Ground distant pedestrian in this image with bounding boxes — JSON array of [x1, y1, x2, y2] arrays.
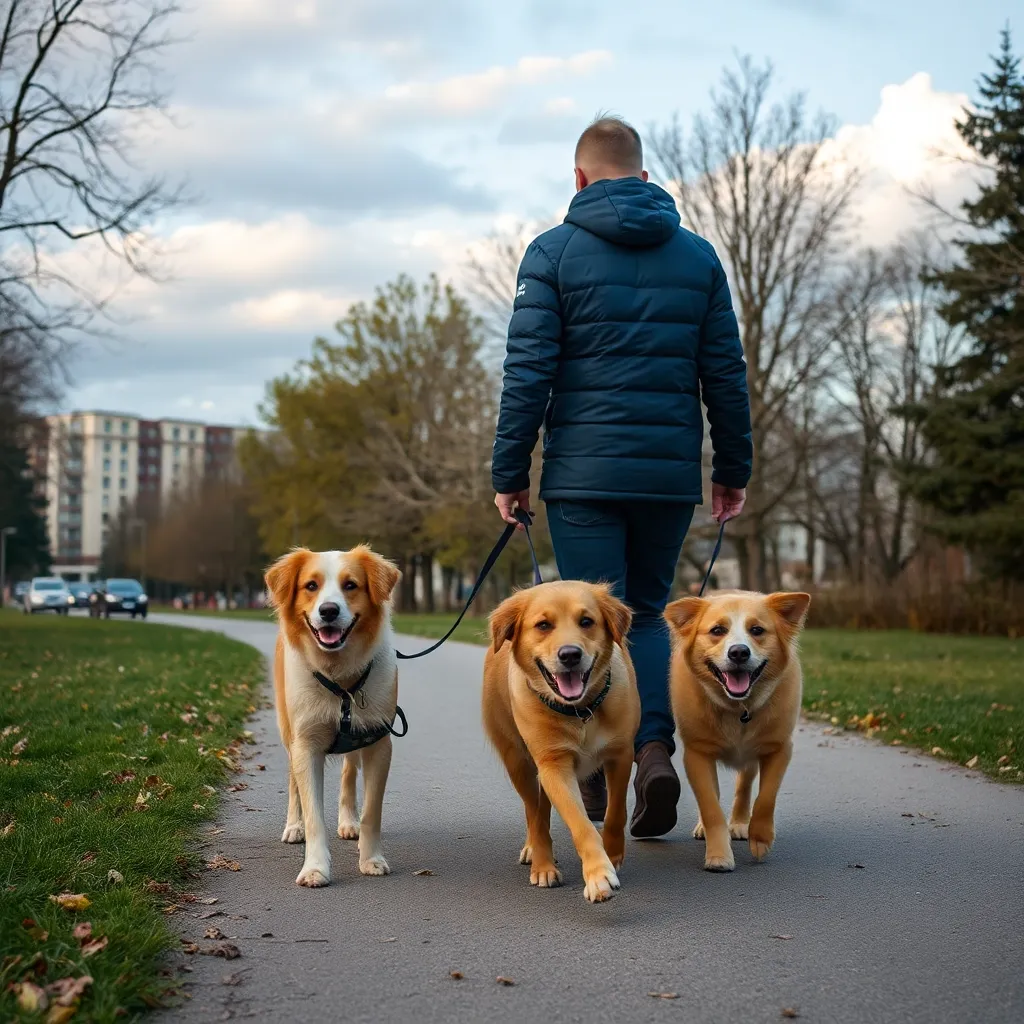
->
[[492, 115, 752, 836]]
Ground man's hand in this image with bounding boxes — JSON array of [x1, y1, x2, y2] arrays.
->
[[495, 490, 531, 528], [711, 483, 745, 524]]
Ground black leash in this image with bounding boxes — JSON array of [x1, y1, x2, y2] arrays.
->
[[698, 519, 728, 598], [396, 508, 542, 661]]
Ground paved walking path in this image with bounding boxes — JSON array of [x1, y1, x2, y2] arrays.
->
[[150, 613, 1023, 1024]]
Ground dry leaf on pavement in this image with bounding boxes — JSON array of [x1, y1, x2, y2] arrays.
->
[[781, 1009, 800, 1019], [648, 992, 679, 999], [412, 869, 434, 876], [204, 927, 226, 940], [771, 934, 794, 940], [200, 943, 241, 960], [449, 970, 464, 980], [207, 855, 242, 871]]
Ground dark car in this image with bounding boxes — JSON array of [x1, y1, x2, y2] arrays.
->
[[69, 583, 94, 609], [91, 578, 149, 619]]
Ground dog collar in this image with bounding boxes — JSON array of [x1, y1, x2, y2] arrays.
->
[[312, 660, 408, 755], [534, 671, 612, 723]]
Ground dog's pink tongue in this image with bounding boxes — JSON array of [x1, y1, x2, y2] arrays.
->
[[555, 670, 585, 699], [724, 670, 751, 696], [318, 625, 342, 644]]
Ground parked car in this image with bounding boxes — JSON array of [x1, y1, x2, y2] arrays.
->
[[91, 578, 149, 619], [69, 583, 94, 609], [24, 577, 74, 615]]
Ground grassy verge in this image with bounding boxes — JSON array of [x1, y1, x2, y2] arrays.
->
[[390, 615, 1022, 784], [0, 616, 265, 1022], [150, 606, 273, 622]]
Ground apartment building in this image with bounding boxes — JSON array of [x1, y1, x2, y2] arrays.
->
[[37, 411, 244, 580]]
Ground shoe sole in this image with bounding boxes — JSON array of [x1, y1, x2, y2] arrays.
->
[[629, 771, 681, 839]]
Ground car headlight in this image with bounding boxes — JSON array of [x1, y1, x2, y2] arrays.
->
[[105, 593, 117, 602], [67, 595, 75, 604], [138, 594, 148, 603], [30, 594, 43, 604]]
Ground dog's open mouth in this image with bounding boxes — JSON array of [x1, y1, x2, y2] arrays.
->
[[305, 613, 359, 651], [707, 659, 767, 700], [536, 659, 592, 701]]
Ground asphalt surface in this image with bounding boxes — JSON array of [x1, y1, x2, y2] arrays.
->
[[148, 613, 1024, 1024]]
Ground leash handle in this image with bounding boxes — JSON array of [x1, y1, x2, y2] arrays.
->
[[698, 519, 728, 598], [396, 508, 540, 660]]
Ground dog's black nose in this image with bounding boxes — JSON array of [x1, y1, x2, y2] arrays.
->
[[557, 645, 583, 668], [727, 644, 750, 664], [319, 602, 340, 622]]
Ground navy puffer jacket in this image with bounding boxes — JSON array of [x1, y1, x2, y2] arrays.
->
[[491, 177, 752, 503]]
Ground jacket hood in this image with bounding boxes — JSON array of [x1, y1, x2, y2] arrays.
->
[[564, 178, 680, 248]]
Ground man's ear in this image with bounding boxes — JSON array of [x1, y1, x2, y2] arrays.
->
[[766, 592, 811, 630], [489, 591, 528, 654], [593, 586, 632, 645], [353, 546, 401, 606], [264, 550, 309, 610], [664, 597, 707, 635]]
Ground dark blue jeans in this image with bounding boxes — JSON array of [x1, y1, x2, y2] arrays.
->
[[545, 499, 695, 755]]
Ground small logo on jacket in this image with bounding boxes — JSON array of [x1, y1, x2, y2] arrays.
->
[[516, 282, 526, 298]]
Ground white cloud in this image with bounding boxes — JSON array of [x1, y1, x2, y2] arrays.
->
[[230, 289, 353, 330]]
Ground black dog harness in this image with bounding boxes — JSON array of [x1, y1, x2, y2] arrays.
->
[[312, 661, 408, 756], [534, 672, 613, 723]]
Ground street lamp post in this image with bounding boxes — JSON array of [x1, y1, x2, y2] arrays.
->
[[1, 527, 17, 608]]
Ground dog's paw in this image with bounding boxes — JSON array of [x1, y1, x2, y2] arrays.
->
[[729, 821, 750, 840], [530, 862, 562, 888], [519, 843, 532, 865], [583, 863, 620, 903], [296, 865, 330, 887], [337, 821, 360, 840], [692, 820, 706, 840], [748, 830, 774, 861], [703, 850, 736, 872], [281, 822, 305, 844], [359, 853, 391, 876]]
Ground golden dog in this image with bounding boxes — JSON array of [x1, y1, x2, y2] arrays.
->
[[265, 546, 401, 888], [483, 581, 640, 903], [664, 590, 811, 871]]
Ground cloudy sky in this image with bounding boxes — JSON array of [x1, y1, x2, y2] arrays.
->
[[63, 0, 1009, 426]]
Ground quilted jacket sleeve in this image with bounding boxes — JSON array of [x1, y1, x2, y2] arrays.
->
[[698, 253, 753, 490], [491, 241, 563, 494]]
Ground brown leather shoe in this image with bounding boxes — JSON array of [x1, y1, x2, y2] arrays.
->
[[580, 770, 607, 822], [629, 741, 680, 838]]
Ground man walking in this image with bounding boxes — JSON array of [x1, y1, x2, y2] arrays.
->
[[491, 116, 752, 838]]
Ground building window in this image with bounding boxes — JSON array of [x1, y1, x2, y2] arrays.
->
[[119, 477, 126, 490], [103, 458, 111, 472], [103, 441, 111, 453], [119, 459, 127, 472], [102, 476, 110, 489], [102, 494, 109, 509], [188, 428, 195, 441], [173, 444, 180, 457], [119, 495, 128, 508], [103, 419, 112, 433], [149, 463, 158, 476], [172, 463, 179, 475], [172, 426, 180, 440], [120, 421, 129, 435], [102, 512, 109, 524], [120, 441, 128, 454]]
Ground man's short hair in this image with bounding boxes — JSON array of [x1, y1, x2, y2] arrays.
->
[[574, 115, 643, 174]]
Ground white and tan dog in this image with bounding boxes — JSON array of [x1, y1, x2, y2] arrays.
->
[[265, 546, 401, 888]]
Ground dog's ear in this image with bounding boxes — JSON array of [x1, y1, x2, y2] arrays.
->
[[766, 592, 811, 630], [593, 586, 632, 645], [353, 546, 402, 606], [664, 597, 707, 634], [489, 591, 528, 653], [264, 549, 310, 610]]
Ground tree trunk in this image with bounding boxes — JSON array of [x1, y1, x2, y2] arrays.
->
[[422, 552, 435, 613], [441, 566, 455, 612]]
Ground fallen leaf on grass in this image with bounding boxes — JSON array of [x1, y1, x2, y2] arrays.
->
[[781, 1009, 800, 1019], [648, 992, 679, 999], [931, 746, 944, 756], [449, 970, 464, 980], [999, 765, 1019, 773], [14, 981, 48, 1012], [107, 870, 124, 885], [412, 869, 434, 876], [81, 937, 108, 958], [47, 975, 93, 1006], [110, 770, 136, 785], [2, 821, 15, 837], [496, 976, 515, 986], [144, 881, 173, 895], [134, 790, 152, 811], [46, 1006, 78, 1024], [998, 754, 1011, 766], [72, 923, 92, 941], [965, 755, 979, 769], [200, 943, 241, 960], [771, 934, 794, 941], [49, 893, 90, 912], [207, 855, 241, 871], [12, 738, 28, 755]]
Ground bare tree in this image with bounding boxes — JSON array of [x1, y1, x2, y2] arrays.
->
[[650, 56, 860, 589], [0, 0, 182, 417]]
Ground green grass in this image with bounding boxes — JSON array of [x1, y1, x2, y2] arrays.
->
[[392, 615, 1022, 783], [0, 616, 265, 1022]]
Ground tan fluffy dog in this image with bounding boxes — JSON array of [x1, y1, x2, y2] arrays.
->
[[483, 581, 640, 903], [265, 546, 401, 888], [663, 590, 811, 872]]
